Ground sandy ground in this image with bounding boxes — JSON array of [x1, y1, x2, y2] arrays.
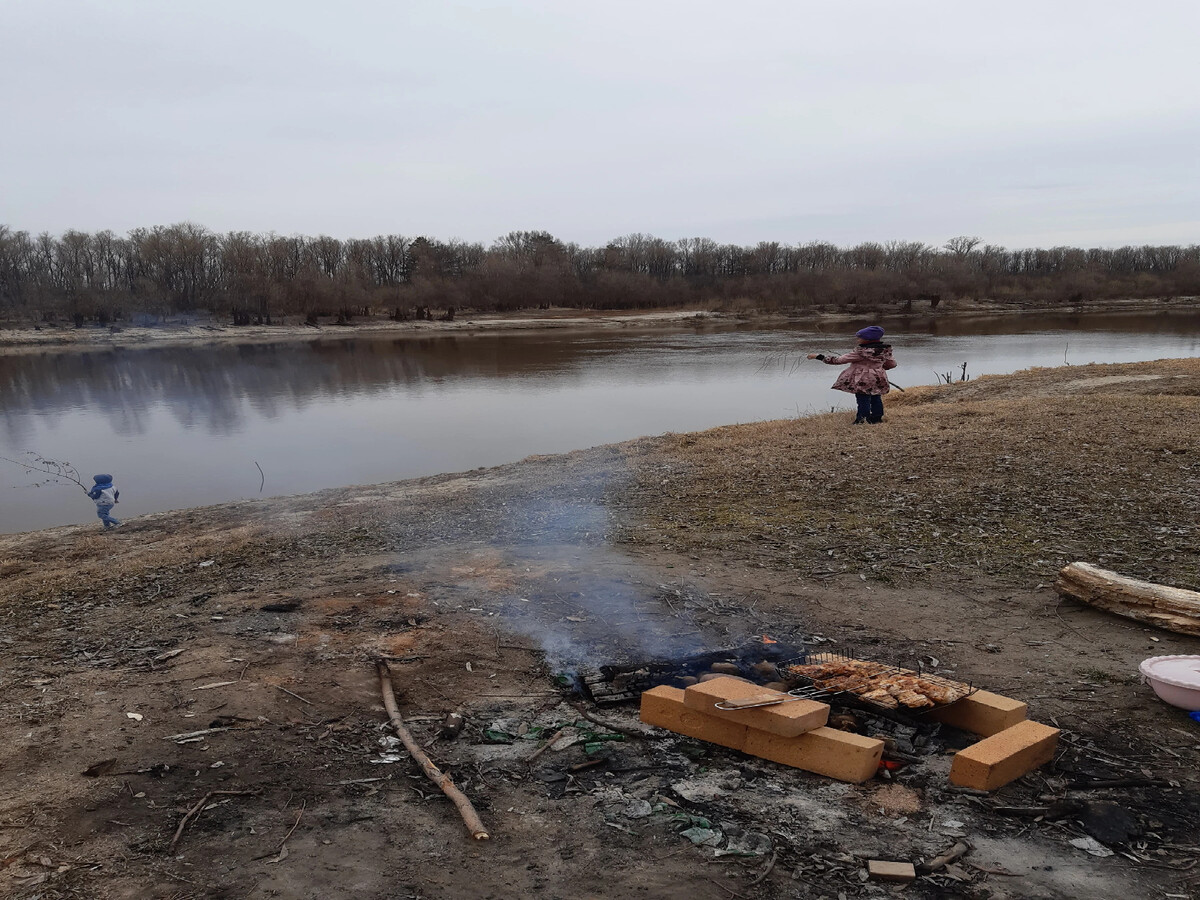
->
[[2, 359, 1199, 899]]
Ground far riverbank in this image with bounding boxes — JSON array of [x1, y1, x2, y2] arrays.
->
[[0, 296, 1195, 355]]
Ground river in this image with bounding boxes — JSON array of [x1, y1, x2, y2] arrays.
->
[[1, 311, 1197, 534]]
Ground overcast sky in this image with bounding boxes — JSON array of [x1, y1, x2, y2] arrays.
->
[[3, 1, 1197, 249]]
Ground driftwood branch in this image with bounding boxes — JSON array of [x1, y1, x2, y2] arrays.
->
[[1055, 562, 1200, 635], [375, 660, 489, 841]]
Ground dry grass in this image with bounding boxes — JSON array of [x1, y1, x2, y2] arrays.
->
[[628, 359, 1200, 586]]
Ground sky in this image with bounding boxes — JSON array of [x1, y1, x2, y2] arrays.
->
[[2, 0, 1198, 250]]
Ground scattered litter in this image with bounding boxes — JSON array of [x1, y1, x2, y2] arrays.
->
[[371, 753, 405, 764], [372, 734, 405, 763], [622, 800, 653, 819], [1070, 836, 1114, 857], [680, 827, 722, 846], [716, 826, 772, 857], [125, 712, 143, 721], [197, 560, 215, 568], [193, 681, 238, 691]]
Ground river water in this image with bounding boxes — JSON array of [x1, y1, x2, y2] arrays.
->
[[1, 311, 1197, 534]]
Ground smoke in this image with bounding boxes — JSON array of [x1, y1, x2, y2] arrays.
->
[[485, 496, 768, 672]]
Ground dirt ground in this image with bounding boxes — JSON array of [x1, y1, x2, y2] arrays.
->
[[2, 359, 1199, 899]]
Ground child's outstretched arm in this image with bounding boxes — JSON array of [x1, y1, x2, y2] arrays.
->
[[807, 352, 855, 365]]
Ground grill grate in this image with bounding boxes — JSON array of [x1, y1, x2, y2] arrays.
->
[[777, 648, 976, 717]]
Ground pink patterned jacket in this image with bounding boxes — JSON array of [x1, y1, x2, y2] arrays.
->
[[821, 343, 897, 395]]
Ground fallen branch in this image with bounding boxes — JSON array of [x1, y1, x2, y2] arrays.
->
[[968, 863, 1023, 876], [527, 728, 566, 765], [917, 840, 971, 874], [169, 790, 255, 852], [568, 758, 607, 774], [375, 660, 489, 841], [569, 701, 648, 738], [161, 727, 232, 742]]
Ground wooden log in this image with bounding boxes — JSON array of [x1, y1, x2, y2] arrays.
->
[[375, 661, 490, 840], [1054, 562, 1200, 636]]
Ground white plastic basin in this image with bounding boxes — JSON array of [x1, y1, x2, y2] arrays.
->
[[1139, 655, 1200, 711]]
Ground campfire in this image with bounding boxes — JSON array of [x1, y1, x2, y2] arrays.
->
[[567, 637, 1056, 790], [572, 637, 972, 731]]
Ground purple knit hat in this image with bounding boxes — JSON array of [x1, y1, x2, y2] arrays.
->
[[855, 325, 885, 341]]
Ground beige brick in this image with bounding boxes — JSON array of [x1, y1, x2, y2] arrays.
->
[[639, 686, 747, 750], [742, 726, 883, 784], [867, 860, 916, 883], [683, 676, 829, 737], [697, 672, 750, 683], [949, 720, 1060, 791], [927, 689, 1027, 736]]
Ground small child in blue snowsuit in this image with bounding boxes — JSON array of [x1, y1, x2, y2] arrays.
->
[[86, 474, 122, 529]]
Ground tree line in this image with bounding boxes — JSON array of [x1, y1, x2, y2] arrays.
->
[[1, 224, 1197, 326]]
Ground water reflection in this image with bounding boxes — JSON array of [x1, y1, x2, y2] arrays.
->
[[0, 335, 627, 442], [1, 312, 1197, 534]]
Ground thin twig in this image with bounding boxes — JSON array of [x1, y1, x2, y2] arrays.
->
[[274, 685, 313, 705], [569, 701, 646, 738], [254, 461, 265, 493], [527, 729, 565, 764], [278, 801, 305, 851], [0, 454, 87, 489], [749, 850, 777, 885], [169, 790, 255, 852]]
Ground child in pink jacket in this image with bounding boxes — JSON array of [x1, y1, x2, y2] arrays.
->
[[807, 325, 897, 424]]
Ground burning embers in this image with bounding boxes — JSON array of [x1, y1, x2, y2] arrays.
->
[[572, 638, 801, 706]]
